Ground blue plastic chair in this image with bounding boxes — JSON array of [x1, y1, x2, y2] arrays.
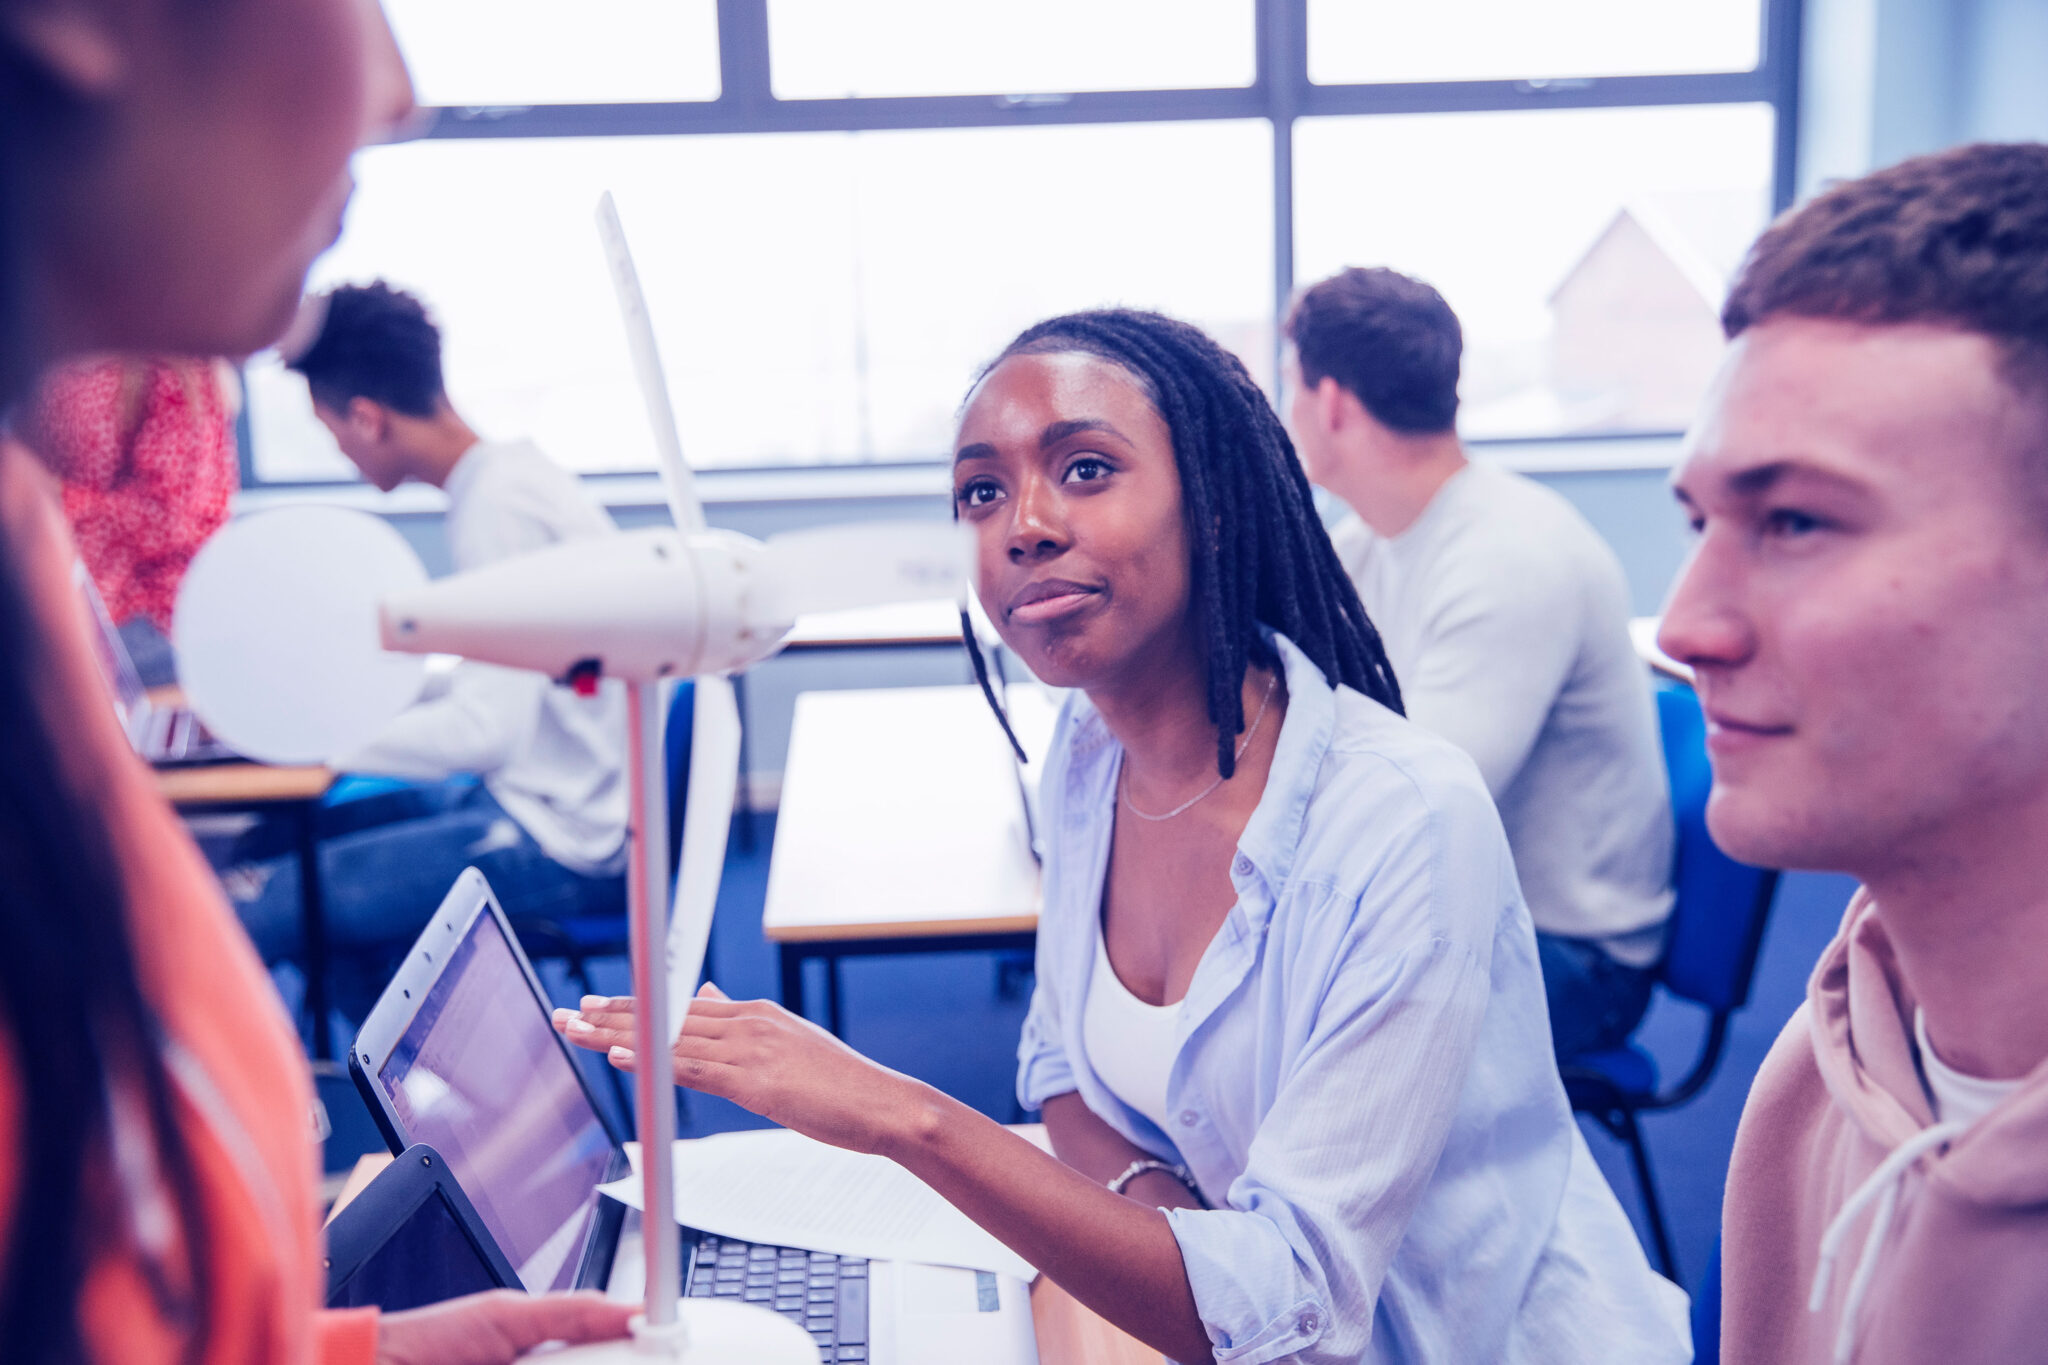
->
[[1561, 684, 1780, 1280], [1692, 1234, 1723, 1365]]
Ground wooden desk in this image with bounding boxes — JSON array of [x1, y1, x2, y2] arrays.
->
[[162, 760, 339, 1056], [782, 599, 964, 651], [1031, 1277, 1165, 1365], [763, 684, 1057, 1035], [156, 761, 333, 806]]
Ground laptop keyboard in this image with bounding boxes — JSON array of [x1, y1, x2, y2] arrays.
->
[[686, 1234, 869, 1363]]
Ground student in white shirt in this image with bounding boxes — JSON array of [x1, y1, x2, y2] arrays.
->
[[556, 309, 1686, 1364], [226, 283, 626, 987], [1284, 267, 1676, 1059]]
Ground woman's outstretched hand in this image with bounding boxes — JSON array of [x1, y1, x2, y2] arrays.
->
[[552, 984, 931, 1157], [376, 1289, 634, 1365]]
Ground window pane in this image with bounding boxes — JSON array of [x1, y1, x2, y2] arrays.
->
[[1307, 0, 1762, 84], [385, 0, 719, 107], [769, 0, 1255, 98], [249, 123, 1271, 481], [1293, 104, 1774, 438]]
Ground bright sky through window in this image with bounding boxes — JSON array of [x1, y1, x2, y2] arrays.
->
[[384, 0, 720, 107], [769, 0, 1256, 98], [249, 123, 1271, 481], [1308, 0, 1762, 85], [1295, 104, 1773, 436], [245, 3, 1783, 481]]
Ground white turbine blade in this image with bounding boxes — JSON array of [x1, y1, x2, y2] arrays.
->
[[762, 520, 970, 618], [666, 673, 740, 1036], [595, 191, 704, 533]]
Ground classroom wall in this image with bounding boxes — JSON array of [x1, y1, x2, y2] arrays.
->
[[1799, 0, 2048, 202]]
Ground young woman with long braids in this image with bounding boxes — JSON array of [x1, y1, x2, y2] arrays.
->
[[559, 311, 1688, 1362], [0, 1, 633, 1361]]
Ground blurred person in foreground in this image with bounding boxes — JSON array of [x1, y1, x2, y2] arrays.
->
[[1285, 267, 1674, 1059], [0, 0, 632, 1361], [1658, 141, 2048, 1364]]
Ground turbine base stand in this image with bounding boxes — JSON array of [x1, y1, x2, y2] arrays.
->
[[523, 1302, 816, 1363]]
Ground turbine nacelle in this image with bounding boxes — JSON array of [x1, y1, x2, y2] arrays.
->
[[377, 519, 968, 685], [380, 527, 788, 682]]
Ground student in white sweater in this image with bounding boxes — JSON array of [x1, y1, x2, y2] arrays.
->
[[1284, 267, 1674, 1057], [225, 283, 626, 995]]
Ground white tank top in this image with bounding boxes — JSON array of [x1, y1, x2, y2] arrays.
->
[[1083, 923, 1183, 1132]]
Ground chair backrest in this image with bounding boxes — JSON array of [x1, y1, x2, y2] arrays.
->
[[663, 679, 697, 875], [1655, 684, 1779, 1012], [1691, 1234, 1723, 1365]]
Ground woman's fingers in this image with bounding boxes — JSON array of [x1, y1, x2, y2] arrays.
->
[[557, 986, 754, 1060], [485, 1290, 636, 1355], [552, 1008, 632, 1055], [576, 994, 637, 1026]]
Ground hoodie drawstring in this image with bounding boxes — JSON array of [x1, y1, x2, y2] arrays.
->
[[1808, 1119, 1969, 1364]]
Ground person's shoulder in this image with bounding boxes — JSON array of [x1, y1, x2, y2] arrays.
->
[[468, 438, 575, 491], [1455, 464, 1616, 562], [460, 441, 612, 528], [1742, 1001, 1829, 1125], [1427, 463, 1628, 603], [1278, 686, 1515, 945], [1308, 687, 1506, 861], [1320, 686, 1493, 804], [1326, 511, 1374, 568]]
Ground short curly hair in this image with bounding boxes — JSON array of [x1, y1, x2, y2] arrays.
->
[[286, 280, 445, 417], [1723, 142, 2048, 409]]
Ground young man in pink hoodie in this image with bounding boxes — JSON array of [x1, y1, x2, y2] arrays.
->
[[1658, 141, 2048, 1365]]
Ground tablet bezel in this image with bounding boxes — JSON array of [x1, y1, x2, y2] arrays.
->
[[324, 1142, 521, 1306], [346, 866, 628, 1292]]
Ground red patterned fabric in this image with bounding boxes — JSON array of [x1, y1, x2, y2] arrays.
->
[[24, 358, 237, 629]]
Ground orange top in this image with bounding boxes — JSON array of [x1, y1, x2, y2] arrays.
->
[[0, 440, 376, 1364]]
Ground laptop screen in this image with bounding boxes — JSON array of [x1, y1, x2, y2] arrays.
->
[[375, 902, 616, 1292], [75, 561, 147, 742]]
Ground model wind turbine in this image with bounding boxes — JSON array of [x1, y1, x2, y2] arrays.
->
[[377, 195, 964, 1363]]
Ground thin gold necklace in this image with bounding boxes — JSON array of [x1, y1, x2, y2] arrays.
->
[[1119, 672, 1279, 822]]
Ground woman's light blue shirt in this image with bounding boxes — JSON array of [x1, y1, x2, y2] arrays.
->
[[1017, 633, 1690, 1364]]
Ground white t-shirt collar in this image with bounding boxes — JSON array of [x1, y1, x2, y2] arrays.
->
[[1915, 1007, 2022, 1127]]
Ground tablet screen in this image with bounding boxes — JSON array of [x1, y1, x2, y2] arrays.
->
[[376, 905, 616, 1292]]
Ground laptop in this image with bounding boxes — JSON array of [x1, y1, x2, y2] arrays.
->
[[350, 868, 1039, 1365], [324, 1143, 520, 1310], [76, 562, 237, 765]]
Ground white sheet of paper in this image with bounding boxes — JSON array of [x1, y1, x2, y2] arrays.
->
[[599, 1129, 1037, 1283]]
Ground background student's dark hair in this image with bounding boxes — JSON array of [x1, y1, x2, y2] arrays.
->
[[1, 51, 211, 1365], [1284, 267, 1463, 435], [1724, 142, 2048, 420], [964, 308, 1404, 780], [287, 280, 448, 418]]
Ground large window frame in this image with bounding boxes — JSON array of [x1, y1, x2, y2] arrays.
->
[[242, 0, 1801, 489]]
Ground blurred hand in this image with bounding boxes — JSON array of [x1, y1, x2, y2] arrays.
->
[[553, 984, 929, 1156], [375, 1289, 633, 1365]]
